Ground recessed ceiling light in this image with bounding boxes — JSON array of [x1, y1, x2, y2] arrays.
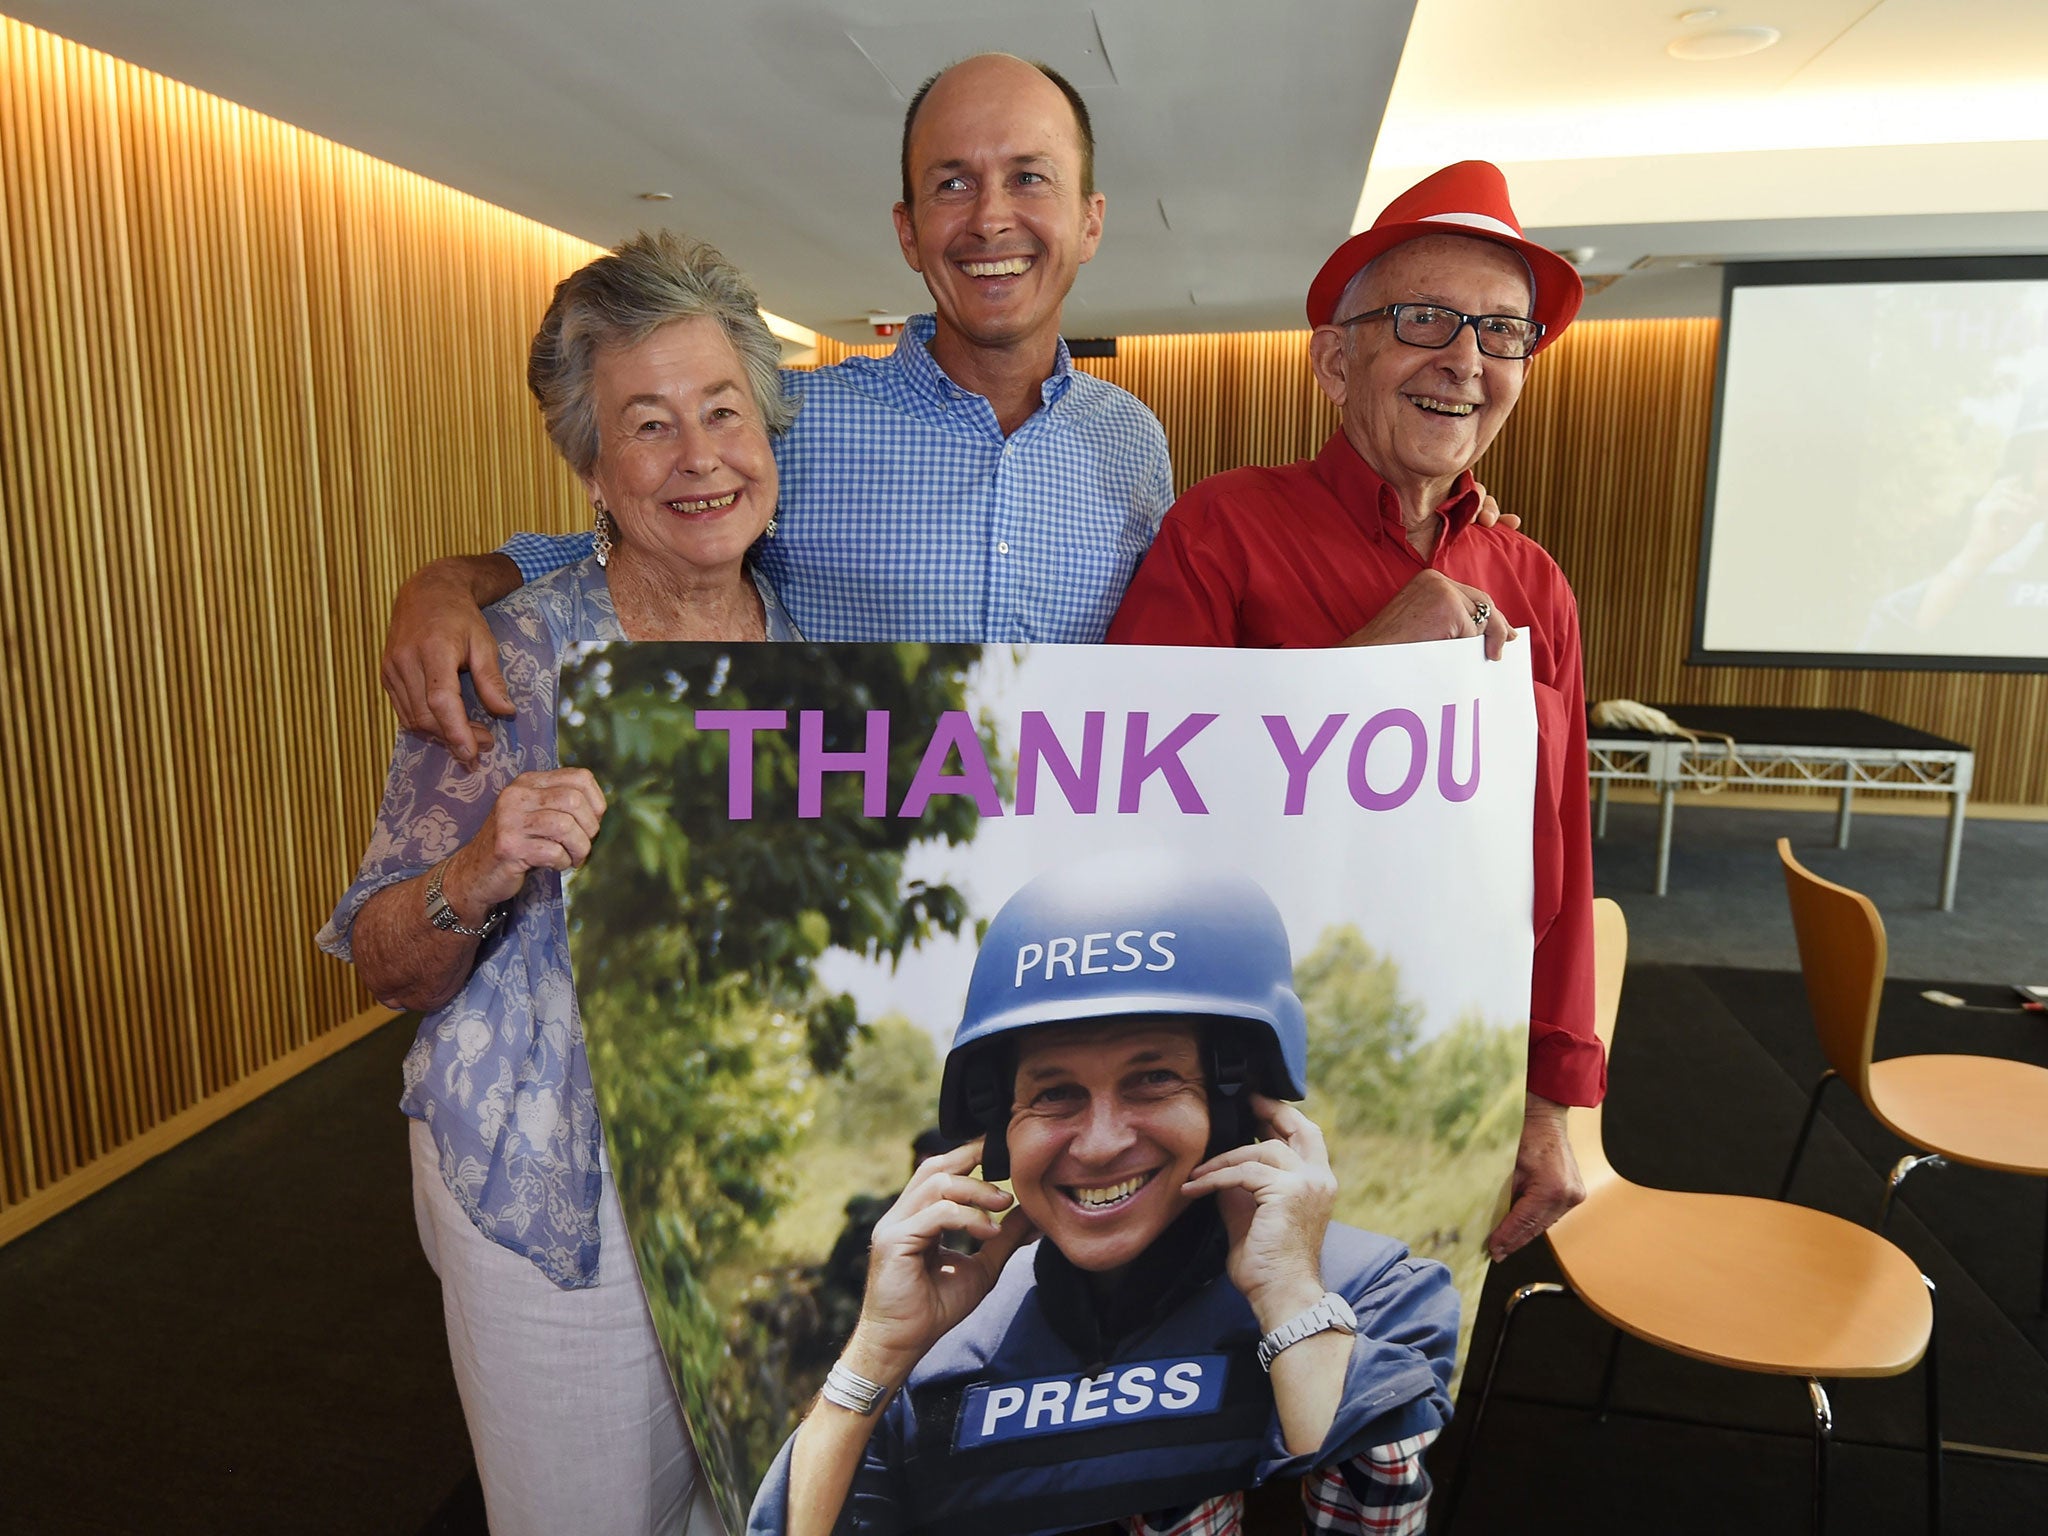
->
[[638, 191, 674, 201], [1676, 8, 1720, 21], [1668, 24, 1781, 60]]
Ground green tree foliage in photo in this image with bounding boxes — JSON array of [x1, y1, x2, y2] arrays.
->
[[1298, 925, 1423, 1132], [1296, 923, 1521, 1148], [557, 641, 990, 1519], [1296, 922, 1524, 1375]]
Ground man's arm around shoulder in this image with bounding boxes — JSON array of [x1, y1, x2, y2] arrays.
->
[[381, 552, 524, 765]]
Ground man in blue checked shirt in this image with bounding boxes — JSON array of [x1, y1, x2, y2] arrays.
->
[[381, 53, 1174, 764]]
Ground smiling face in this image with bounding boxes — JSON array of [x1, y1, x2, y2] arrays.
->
[[1310, 234, 1534, 515], [581, 315, 778, 578], [1005, 1019, 1210, 1278], [892, 55, 1105, 369]]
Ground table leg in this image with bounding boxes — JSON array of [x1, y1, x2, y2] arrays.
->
[[1941, 789, 1967, 913], [1836, 781, 1854, 850], [1595, 778, 1610, 839], [1655, 785, 1676, 897]]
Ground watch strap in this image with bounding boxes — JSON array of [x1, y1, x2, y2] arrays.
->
[[425, 860, 507, 939], [819, 1360, 889, 1415], [1256, 1290, 1358, 1371]]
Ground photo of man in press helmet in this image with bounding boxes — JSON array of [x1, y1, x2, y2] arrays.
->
[[750, 852, 1458, 1536]]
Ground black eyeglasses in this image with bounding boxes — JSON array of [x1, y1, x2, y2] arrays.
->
[[1332, 303, 1544, 360]]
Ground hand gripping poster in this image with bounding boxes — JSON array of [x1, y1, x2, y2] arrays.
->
[[557, 639, 1539, 1535]]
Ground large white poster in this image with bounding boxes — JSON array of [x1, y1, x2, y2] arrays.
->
[[560, 639, 1536, 1531]]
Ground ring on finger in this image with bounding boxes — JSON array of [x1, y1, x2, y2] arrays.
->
[[1471, 599, 1491, 631]]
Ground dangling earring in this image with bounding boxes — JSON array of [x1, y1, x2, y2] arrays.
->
[[592, 503, 617, 567], [762, 514, 778, 539]]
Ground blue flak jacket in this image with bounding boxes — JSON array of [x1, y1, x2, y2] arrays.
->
[[747, 1210, 1457, 1536]]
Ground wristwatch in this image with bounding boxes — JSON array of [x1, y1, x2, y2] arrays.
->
[[1256, 1290, 1359, 1371], [425, 861, 508, 940]]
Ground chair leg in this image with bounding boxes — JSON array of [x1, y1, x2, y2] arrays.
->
[[1922, 1276, 1942, 1536], [1807, 1379, 1833, 1536], [1879, 1154, 1946, 1231], [1779, 1071, 1838, 1200], [2038, 1182, 2047, 1317], [1594, 1329, 1624, 1422], [1440, 1282, 1568, 1533]]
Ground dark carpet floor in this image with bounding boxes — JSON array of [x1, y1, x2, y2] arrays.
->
[[1591, 801, 2048, 980], [0, 1019, 475, 1535]]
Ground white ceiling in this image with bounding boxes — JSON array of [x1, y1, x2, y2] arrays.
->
[[1369, 0, 2048, 304], [9, 0, 2048, 337]]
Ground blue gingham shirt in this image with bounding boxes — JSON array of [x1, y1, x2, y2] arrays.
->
[[501, 314, 1173, 641]]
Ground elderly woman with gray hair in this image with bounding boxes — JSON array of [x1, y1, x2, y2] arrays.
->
[[319, 231, 796, 1536]]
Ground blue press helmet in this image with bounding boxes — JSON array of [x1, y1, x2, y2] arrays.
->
[[937, 853, 1309, 1176]]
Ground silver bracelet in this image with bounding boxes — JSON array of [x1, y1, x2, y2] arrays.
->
[[820, 1360, 889, 1415]]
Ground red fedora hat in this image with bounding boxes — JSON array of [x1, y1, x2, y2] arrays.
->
[[1305, 161, 1582, 352]]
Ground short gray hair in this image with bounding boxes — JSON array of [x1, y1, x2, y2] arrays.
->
[[527, 230, 796, 476]]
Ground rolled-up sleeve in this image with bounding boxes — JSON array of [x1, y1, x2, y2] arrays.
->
[[317, 606, 550, 961]]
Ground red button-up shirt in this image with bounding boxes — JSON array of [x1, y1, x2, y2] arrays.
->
[[1107, 430, 1605, 1107]]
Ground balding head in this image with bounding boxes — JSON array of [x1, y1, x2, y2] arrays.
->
[[900, 53, 1096, 207]]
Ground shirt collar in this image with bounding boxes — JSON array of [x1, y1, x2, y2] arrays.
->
[[892, 313, 1076, 414], [1312, 429, 1481, 546], [1031, 1200, 1229, 1369]]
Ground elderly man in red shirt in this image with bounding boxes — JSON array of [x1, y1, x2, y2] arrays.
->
[[1108, 161, 1604, 1264]]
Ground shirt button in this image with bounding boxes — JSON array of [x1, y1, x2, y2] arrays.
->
[[997, 540, 1011, 555]]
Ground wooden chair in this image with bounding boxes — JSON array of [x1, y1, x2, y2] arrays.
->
[[1776, 837, 2048, 1314], [1445, 898, 1939, 1535]]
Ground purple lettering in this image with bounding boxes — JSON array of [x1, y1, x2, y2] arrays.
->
[[1263, 713, 1348, 815], [1017, 711, 1104, 814], [694, 709, 787, 820], [798, 709, 890, 819], [898, 711, 1004, 818], [1437, 700, 1480, 803], [1347, 709, 1427, 811], [1117, 712, 1218, 814]]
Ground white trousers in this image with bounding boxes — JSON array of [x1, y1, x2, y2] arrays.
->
[[409, 1117, 724, 1536]]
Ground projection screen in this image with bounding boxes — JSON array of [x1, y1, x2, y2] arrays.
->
[[1692, 258, 2048, 672]]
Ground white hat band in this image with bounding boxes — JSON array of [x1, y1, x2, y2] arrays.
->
[[1419, 211, 1522, 240]]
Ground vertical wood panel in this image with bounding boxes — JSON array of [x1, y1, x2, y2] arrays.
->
[[0, 17, 600, 1233]]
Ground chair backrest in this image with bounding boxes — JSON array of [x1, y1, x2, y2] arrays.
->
[[1567, 897, 1628, 1191], [1776, 838, 1883, 1099]]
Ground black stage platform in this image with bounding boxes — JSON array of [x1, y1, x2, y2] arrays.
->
[[1587, 704, 1976, 909], [1588, 705, 1968, 753]]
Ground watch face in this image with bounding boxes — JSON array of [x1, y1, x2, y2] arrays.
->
[[1327, 1292, 1359, 1332]]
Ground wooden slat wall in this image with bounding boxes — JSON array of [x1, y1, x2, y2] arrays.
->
[[821, 323, 2048, 804], [0, 18, 600, 1237]]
